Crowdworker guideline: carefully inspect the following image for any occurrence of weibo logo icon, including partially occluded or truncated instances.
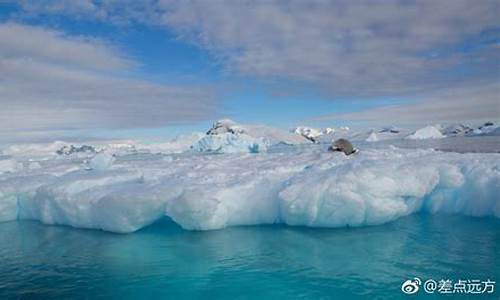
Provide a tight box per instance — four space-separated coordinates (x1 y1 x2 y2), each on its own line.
401 278 421 294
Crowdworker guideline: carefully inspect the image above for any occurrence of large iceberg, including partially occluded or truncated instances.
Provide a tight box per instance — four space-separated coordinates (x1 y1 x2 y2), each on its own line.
0 142 498 232
191 133 267 153
206 119 311 145
191 119 311 153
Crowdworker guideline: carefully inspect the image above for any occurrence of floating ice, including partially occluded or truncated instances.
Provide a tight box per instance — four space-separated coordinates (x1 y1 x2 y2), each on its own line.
88 152 116 171
191 119 312 153
293 126 323 143
406 125 444 140
206 119 310 145
0 142 498 233
28 161 41 170
191 133 267 153
442 124 473 136
0 159 18 174
366 131 379 142
473 122 498 136
140 132 205 154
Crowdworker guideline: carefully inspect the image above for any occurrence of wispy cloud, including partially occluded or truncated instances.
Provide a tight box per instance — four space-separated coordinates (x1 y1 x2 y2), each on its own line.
3 1 500 132
317 83 500 126
161 0 500 97
0 23 219 137
12 0 500 97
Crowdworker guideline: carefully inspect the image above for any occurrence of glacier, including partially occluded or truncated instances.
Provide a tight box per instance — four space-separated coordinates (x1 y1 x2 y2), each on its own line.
0 142 498 232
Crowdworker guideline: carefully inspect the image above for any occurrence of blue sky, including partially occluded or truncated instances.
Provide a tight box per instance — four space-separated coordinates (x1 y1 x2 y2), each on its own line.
0 1 498 142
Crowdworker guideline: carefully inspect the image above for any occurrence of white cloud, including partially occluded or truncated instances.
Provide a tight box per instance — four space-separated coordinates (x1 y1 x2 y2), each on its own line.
5 1 500 131
159 0 500 97
12 1 500 97
0 23 131 71
317 83 500 126
0 23 219 137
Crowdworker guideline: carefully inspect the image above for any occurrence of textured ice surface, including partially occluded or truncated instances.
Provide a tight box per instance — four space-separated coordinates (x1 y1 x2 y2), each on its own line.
366 131 379 142
407 125 445 140
0 141 498 232
192 120 311 153
191 133 268 153
88 152 116 171
206 119 310 145
293 126 324 142
137 132 205 154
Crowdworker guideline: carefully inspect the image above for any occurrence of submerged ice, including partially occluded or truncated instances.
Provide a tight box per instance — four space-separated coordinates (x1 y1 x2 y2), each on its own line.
0 142 498 232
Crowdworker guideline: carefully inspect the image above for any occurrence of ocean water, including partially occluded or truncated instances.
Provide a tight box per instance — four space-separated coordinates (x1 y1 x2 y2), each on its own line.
0 214 498 299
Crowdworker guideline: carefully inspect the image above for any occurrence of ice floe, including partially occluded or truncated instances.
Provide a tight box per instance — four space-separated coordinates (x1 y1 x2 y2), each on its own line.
0 143 498 232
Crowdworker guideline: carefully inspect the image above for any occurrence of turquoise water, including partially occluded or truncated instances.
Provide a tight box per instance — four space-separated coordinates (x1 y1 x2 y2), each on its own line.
0 214 498 299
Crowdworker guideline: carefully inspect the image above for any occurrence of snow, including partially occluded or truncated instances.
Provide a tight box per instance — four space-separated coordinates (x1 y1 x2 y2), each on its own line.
406 125 445 140
139 132 205 154
0 159 19 174
442 124 473 136
206 119 311 145
191 133 267 153
206 119 246 135
482 127 500 136
323 128 334 134
472 122 498 136
88 152 116 171
0 140 498 232
28 161 41 170
293 126 323 142
1 141 69 159
190 119 311 153
366 131 379 142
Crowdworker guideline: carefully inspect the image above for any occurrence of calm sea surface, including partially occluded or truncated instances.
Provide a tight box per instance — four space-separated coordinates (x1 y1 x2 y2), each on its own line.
0 214 498 299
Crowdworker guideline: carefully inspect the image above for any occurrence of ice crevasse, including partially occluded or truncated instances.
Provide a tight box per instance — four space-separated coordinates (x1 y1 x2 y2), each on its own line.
0 147 499 232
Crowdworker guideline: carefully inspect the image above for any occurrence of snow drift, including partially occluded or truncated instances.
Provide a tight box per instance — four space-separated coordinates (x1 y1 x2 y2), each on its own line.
0 145 498 232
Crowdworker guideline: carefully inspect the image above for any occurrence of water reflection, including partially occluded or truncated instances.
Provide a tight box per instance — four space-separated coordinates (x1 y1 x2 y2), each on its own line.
0 214 498 299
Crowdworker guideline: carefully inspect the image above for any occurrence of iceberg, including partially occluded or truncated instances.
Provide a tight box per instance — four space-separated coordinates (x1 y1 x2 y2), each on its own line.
365 131 379 142
472 122 498 136
206 119 311 145
191 133 267 153
87 152 116 171
406 125 444 140
293 126 324 143
0 159 19 174
442 124 473 136
0 143 498 233
190 119 312 153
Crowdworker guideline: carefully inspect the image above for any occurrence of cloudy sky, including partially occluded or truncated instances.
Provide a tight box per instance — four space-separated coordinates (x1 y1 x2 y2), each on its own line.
0 0 499 142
